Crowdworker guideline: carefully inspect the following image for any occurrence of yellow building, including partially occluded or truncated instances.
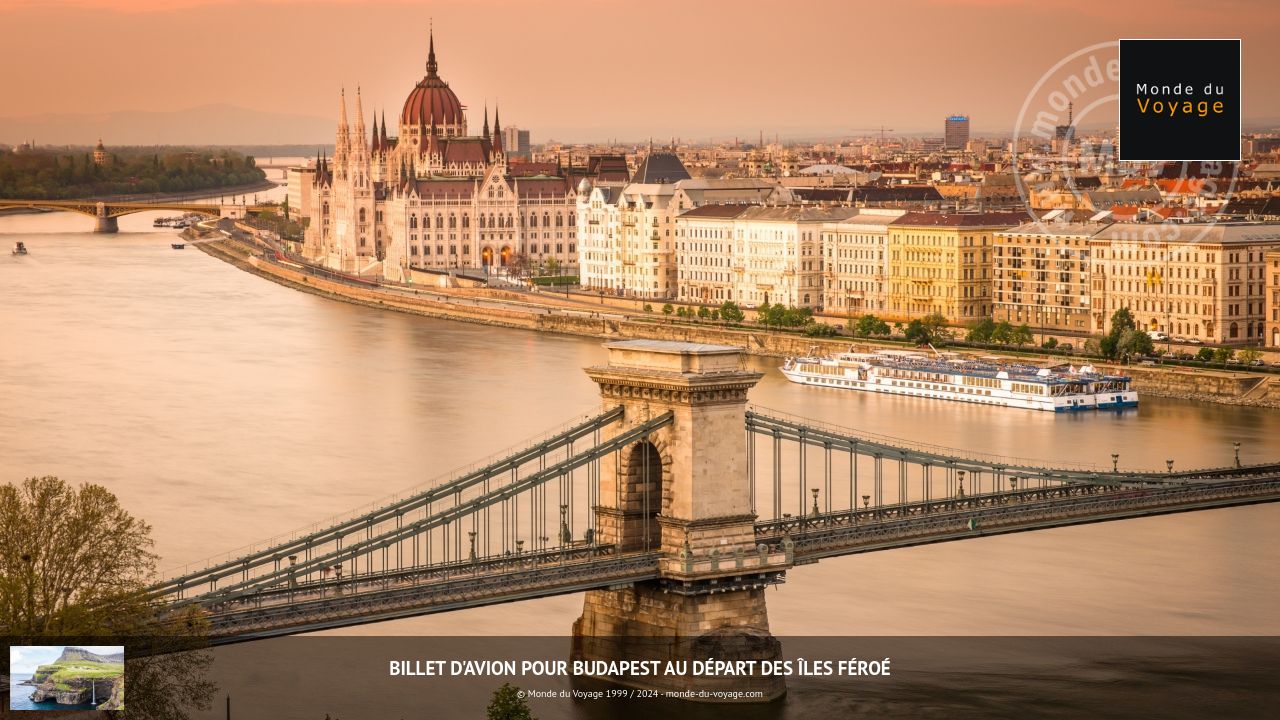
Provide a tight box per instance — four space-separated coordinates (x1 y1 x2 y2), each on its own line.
887 211 1022 323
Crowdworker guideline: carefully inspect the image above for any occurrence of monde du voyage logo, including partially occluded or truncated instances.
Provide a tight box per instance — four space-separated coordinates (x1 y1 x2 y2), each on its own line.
1119 39 1241 162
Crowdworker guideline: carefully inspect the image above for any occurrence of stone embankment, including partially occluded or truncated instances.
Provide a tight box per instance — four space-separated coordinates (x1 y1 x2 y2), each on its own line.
193 236 1280 409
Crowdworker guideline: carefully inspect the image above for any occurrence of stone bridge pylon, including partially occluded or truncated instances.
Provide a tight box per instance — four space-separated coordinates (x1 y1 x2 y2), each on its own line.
572 340 791 701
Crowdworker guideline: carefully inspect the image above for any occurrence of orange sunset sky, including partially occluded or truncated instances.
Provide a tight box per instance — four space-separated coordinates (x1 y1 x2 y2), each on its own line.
2 0 1278 144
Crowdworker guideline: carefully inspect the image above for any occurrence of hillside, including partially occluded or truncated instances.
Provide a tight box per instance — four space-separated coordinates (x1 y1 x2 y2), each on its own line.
28 650 124 710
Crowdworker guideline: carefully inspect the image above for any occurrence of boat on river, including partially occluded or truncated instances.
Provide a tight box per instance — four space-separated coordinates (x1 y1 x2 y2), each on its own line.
781 348 1138 412
12 241 27 255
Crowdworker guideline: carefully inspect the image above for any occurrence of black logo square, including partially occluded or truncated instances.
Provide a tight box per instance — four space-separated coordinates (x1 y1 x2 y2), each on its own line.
1119 39 1241 162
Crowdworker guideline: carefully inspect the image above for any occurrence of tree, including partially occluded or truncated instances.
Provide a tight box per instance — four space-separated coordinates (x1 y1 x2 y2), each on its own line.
904 312 951 346
1100 308 1140 359
1115 328 1154 358
718 301 745 323
1042 337 1059 350
854 314 891 338
1212 347 1235 364
1011 324 1034 346
545 258 560 275
990 321 1014 344
805 322 838 337
487 683 535 720
642 303 653 313
1238 348 1263 365
0 476 156 635
697 306 711 320
661 303 674 316
1196 347 1215 362
966 318 996 343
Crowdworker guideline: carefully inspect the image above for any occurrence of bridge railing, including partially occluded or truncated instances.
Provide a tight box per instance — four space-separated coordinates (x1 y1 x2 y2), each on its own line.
154 402 614 584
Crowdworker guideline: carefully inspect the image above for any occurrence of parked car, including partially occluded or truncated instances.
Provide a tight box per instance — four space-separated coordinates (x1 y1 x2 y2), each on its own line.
1249 359 1266 367
1186 337 1204 344
1147 330 1169 341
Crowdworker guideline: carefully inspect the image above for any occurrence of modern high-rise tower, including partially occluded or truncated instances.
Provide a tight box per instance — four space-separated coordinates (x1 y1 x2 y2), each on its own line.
944 115 970 150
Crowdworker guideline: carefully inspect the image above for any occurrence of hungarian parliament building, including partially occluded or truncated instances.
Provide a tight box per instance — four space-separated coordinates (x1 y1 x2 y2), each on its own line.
300 32 612 282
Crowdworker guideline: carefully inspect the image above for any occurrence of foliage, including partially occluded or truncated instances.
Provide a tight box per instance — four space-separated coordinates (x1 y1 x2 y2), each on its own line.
642 303 653 313
718 301 745 323
0 147 265 199
1041 337 1059 350
1115 328 1154 358
1212 347 1235 364
966 318 997 343
1238 348 1263 365
487 683 535 720
756 302 814 328
853 314 891 338
1099 308 1140 359
903 313 950 346
661 303 674 315
1196 347 1215 362
697 306 711 320
804 322 839 338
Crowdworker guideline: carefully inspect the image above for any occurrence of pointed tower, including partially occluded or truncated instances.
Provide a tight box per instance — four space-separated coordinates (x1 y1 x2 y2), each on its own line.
482 103 490 142
334 87 350 174
492 104 504 156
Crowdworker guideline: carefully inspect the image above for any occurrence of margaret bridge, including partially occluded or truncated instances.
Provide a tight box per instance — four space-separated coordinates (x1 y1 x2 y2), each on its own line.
0 198 275 232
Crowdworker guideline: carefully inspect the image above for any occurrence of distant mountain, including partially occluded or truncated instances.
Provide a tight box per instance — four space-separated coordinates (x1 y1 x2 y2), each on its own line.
0 104 333 146
56 647 125 665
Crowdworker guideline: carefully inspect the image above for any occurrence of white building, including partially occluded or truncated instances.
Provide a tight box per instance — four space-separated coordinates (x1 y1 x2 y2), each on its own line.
820 208 907 314
576 154 792 300
675 205 859 308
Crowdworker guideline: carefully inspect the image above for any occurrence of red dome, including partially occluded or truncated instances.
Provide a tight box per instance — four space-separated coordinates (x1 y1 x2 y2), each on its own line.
401 77 464 127
400 31 464 129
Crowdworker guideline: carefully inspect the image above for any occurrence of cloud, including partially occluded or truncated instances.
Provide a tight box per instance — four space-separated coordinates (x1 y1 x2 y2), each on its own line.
8 646 62 674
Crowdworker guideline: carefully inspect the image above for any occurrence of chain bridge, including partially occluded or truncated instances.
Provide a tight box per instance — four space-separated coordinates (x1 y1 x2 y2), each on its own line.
145 340 1280 698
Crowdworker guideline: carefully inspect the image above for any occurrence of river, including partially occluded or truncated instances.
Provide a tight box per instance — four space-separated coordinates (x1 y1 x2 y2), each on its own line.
2 201 1278 717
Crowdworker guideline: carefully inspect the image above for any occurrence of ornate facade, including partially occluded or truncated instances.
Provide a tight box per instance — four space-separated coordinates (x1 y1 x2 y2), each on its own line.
303 32 579 281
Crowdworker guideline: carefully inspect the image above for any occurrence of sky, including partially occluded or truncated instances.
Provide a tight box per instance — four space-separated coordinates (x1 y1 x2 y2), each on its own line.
8 646 125 674
1 0 1278 144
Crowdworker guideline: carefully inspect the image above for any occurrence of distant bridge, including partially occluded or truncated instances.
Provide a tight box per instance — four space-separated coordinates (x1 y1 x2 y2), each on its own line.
0 199 275 232
142 341 1280 697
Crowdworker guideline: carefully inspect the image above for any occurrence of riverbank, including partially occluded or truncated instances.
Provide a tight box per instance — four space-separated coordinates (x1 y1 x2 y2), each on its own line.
193 235 1280 409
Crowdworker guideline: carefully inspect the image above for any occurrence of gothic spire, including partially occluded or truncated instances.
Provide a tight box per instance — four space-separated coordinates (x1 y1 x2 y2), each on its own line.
482 102 490 141
492 104 503 154
426 27 438 77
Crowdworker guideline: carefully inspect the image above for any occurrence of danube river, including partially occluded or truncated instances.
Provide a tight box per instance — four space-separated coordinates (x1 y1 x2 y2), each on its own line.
2 206 1279 717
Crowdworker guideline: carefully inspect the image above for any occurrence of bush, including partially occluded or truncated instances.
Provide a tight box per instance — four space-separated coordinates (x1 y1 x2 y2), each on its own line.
1041 337 1059 350
696 306 711 320
643 303 653 313
804 323 839 338
1212 347 1235 364
853 314 891 338
1196 347 1215 362
661 303 674 315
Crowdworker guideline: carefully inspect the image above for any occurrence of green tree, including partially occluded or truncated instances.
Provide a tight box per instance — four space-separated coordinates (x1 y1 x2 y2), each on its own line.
487 683 535 720
1041 337 1059 350
1238 348 1262 365
990 321 1014 344
966 318 996 343
904 312 951 346
718 301 745 323
1011 324 1034 346
805 322 838 337
661 303 674 316
1212 347 1235 364
854 314 891 338
697 306 711 320
642 303 653 313
0 476 157 635
1115 328 1154 358
1195 347 1215 362
1099 308 1141 359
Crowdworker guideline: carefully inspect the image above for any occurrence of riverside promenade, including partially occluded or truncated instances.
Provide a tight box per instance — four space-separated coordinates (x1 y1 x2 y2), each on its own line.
189 224 1280 409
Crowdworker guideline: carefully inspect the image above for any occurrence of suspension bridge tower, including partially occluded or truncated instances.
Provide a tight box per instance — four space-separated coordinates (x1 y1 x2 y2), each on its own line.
573 340 791 701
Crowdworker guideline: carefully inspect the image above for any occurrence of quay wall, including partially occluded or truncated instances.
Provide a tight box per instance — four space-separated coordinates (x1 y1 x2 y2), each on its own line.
198 239 1280 409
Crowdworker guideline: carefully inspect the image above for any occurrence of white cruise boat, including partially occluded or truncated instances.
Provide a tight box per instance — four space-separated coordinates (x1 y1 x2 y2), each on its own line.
781 349 1138 413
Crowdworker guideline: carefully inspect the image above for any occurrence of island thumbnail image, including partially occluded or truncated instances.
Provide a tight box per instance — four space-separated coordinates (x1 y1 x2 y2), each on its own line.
7 645 124 712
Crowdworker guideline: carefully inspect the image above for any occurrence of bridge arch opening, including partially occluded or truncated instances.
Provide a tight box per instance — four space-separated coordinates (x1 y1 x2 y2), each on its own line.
618 439 665 551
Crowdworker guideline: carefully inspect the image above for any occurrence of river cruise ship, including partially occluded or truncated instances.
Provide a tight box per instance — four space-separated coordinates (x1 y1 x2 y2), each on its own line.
781 349 1138 412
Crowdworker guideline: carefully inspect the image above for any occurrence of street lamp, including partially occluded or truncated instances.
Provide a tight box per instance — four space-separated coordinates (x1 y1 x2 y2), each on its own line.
1166 459 1174 474
956 470 966 499
1234 442 1241 468
811 488 820 518
1111 453 1119 473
